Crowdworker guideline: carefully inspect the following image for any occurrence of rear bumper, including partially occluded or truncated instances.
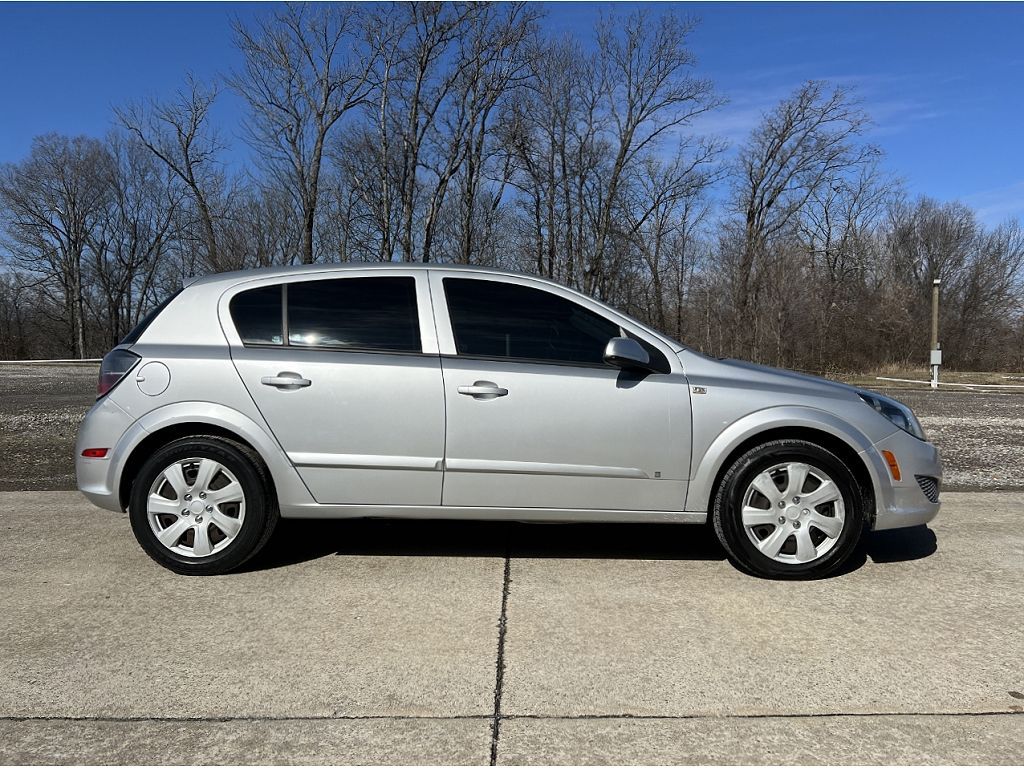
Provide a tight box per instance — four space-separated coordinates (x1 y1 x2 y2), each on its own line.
75 396 135 512
863 429 942 531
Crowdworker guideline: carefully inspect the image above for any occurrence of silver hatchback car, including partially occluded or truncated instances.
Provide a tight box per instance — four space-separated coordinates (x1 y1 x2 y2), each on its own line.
76 263 941 578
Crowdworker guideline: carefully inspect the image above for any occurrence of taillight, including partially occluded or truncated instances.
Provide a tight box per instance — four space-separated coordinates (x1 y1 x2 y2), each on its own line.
97 348 140 398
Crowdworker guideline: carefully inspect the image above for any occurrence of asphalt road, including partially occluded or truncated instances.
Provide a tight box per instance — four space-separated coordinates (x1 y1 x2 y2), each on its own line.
1 491 1022 764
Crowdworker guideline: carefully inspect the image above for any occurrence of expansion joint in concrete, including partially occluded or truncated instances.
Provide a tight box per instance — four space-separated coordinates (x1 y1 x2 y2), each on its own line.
489 554 512 766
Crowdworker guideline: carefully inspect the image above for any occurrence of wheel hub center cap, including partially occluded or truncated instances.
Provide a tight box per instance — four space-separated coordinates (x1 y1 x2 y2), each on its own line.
784 506 801 522
188 500 205 516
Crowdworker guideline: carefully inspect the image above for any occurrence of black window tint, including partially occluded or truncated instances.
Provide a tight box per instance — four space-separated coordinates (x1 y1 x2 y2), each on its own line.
230 285 284 345
287 276 420 352
444 278 621 366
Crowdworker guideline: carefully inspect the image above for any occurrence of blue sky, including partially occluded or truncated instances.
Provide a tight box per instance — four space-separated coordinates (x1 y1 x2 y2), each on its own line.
1 2 1022 225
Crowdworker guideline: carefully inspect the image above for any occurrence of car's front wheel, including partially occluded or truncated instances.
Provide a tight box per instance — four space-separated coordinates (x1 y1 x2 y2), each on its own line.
712 439 867 579
128 436 278 575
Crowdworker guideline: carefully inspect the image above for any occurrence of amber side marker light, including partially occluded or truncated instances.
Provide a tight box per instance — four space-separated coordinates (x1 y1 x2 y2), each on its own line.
81 448 109 458
881 450 901 481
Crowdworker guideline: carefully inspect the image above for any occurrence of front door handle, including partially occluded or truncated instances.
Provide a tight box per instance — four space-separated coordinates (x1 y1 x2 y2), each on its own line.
261 372 312 390
457 381 508 399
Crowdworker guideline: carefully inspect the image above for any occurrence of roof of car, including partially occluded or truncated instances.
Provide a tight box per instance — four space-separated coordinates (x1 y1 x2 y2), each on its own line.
187 261 529 288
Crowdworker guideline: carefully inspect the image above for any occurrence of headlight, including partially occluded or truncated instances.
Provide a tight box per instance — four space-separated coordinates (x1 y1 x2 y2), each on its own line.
857 390 926 440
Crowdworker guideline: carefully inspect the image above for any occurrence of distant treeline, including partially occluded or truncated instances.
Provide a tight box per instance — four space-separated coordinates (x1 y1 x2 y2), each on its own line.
1 3 1021 370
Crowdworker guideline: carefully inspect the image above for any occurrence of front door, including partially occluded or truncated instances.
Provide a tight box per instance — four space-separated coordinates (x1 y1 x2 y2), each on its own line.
431 273 691 512
225 271 445 506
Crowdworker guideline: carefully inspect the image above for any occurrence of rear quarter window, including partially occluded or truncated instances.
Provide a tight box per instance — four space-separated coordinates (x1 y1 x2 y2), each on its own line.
121 289 183 345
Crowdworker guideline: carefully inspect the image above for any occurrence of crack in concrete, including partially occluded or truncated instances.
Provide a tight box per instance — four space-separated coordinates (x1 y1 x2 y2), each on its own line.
489 555 512 766
1 709 1021 724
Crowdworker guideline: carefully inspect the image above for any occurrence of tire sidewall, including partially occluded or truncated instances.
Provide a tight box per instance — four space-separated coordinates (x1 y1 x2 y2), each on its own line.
715 440 865 579
129 437 271 575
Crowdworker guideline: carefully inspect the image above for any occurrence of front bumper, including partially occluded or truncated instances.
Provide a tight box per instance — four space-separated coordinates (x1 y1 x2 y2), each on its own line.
863 428 942 531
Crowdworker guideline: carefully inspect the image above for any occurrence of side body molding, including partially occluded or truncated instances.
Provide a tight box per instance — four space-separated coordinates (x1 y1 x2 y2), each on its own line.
684 405 884 515
112 401 316 512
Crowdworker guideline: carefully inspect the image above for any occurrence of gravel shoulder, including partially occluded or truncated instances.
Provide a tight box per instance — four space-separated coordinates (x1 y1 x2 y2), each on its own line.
874 387 1024 491
0 364 97 492
1 364 1021 493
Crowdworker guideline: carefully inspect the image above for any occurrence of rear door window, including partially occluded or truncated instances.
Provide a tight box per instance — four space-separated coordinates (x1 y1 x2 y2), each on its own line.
229 285 284 345
230 277 422 352
287 276 420 352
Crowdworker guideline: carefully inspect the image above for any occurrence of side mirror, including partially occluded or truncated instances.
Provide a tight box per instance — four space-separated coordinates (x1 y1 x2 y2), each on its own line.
603 337 652 372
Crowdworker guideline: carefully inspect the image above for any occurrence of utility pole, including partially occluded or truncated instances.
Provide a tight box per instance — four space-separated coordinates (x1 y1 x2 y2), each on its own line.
930 278 941 389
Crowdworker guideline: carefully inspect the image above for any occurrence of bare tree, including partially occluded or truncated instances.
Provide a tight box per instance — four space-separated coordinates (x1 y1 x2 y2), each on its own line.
86 133 182 347
884 197 1024 367
731 81 875 360
447 3 537 264
231 3 377 264
499 37 593 282
796 160 894 368
587 11 721 297
502 11 720 301
0 135 112 357
3 10 1023 373
419 2 537 263
382 2 477 262
115 76 226 271
628 148 720 331
221 185 304 269
0 272 32 359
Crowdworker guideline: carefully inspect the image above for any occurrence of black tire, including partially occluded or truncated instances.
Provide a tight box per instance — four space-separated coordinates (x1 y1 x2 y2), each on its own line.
128 435 278 575
712 439 867 579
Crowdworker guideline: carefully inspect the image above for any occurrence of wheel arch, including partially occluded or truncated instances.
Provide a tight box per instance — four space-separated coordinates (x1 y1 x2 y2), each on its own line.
687 408 880 524
113 402 313 512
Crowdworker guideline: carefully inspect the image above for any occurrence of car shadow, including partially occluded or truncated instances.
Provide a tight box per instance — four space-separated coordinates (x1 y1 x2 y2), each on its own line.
821 524 939 578
241 517 938 576
865 525 938 563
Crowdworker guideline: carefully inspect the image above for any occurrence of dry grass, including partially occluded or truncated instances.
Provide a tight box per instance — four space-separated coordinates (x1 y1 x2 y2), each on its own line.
842 366 1024 389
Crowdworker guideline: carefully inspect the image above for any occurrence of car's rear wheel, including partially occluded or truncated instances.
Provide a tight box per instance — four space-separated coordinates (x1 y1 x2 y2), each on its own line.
712 439 867 579
129 436 278 575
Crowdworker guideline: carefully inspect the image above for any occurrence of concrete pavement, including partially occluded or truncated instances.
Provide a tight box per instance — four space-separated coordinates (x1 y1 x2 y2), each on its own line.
0 491 1021 764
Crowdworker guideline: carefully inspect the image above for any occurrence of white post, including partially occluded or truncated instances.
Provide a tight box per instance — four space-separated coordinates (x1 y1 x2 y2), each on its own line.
930 279 941 389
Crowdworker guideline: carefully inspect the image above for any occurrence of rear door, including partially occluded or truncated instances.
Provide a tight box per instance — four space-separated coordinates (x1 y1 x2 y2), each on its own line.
223 270 445 506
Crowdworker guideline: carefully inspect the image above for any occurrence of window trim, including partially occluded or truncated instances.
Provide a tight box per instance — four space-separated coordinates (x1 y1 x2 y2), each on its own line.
439 352 617 372
219 270 439 356
281 282 289 348
238 341 435 359
431 272 678 374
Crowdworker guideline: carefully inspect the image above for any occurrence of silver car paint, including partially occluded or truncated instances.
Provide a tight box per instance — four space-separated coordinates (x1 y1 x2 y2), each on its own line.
76 262 941 530
224 269 446 506
427 270 691 512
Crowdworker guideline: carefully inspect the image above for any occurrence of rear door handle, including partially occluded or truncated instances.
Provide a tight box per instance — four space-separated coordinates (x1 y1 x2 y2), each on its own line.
261 372 312 390
457 381 508 399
